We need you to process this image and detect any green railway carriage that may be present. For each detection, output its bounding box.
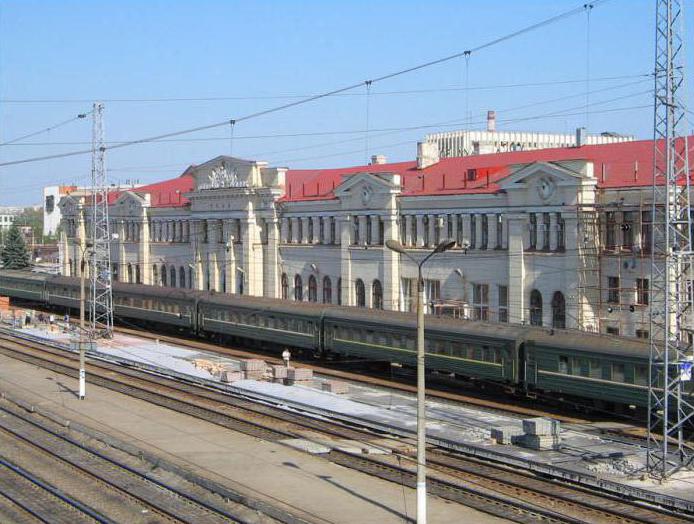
[524,330,651,407]
[323,308,521,383]
[198,293,322,351]
[0,270,47,302]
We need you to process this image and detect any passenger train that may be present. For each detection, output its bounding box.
[0,269,673,413]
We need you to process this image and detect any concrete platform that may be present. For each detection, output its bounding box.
[0,352,506,524]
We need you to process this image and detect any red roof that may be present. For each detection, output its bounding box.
[104,173,195,208]
[282,138,678,202]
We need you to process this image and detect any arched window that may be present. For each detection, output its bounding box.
[372,279,383,309]
[153,265,159,285]
[161,265,167,287]
[337,278,342,305]
[294,274,303,301]
[135,264,141,284]
[170,266,176,288]
[179,266,186,289]
[308,275,317,302]
[552,291,566,329]
[322,276,332,304]
[530,290,543,326]
[281,273,288,299]
[355,279,366,307]
[127,263,133,283]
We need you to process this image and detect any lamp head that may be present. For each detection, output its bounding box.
[433,240,456,254]
[385,239,407,254]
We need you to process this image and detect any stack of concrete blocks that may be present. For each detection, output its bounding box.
[321,380,349,394]
[221,370,244,383]
[287,367,313,386]
[490,426,525,445]
[240,359,267,380]
[520,417,561,450]
[270,365,288,384]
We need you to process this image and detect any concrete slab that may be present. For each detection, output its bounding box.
[0,352,506,524]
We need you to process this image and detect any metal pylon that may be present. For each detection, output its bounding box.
[647,0,694,479]
[89,102,113,338]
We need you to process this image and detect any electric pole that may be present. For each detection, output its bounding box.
[647,0,694,479]
[89,102,114,338]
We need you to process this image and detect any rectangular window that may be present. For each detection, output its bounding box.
[641,210,652,253]
[422,216,430,246]
[622,211,634,250]
[319,218,325,242]
[287,219,293,243]
[470,215,477,249]
[636,278,649,305]
[607,276,620,304]
[434,216,441,245]
[529,213,537,249]
[634,365,648,386]
[366,216,372,245]
[480,215,488,250]
[472,283,489,321]
[448,214,454,240]
[558,356,569,374]
[542,212,551,250]
[308,219,314,243]
[636,328,649,340]
[400,217,407,245]
[298,219,304,243]
[425,279,441,314]
[203,220,209,243]
[411,216,418,246]
[378,217,384,245]
[353,216,359,245]
[498,285,509,323]
[606,326,620,336]
[467,168,477,181]
[556,213,565,250]
[330,218,336,244]
[589,359,601,379]
[605,211,616,250]
[496,214,503,249]
[611,363,625,382]
[401,278,415,313]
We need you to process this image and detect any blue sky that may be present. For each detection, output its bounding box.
[0,0,669,205]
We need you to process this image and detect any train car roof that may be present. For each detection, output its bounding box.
[527,328,649,358]
[0,269,51,282]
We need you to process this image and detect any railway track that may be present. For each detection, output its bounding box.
[0,398,281,524]
[0,330,691,524]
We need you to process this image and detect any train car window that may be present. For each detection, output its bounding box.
[405,336,415,350]
[611,363,626,382]
[473,346,483,361]
[578,358,589,377]
[589,359,601,379]
[558,356,569,374]
[634,365,648,386]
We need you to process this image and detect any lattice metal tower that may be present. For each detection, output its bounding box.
[89,102,114,338]
[647,0,694,479]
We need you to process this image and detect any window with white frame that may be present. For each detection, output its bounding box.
[473,283,489,321]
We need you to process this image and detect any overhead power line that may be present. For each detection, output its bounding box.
[0,111,91,146]
[0,0,610,169]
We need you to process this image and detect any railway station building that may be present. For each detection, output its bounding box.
[58,136,663,338]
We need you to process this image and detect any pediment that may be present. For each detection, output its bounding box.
[112,191,148,216]
[191,156,264,191]
[334,172,401,210]
[498,161,595,205]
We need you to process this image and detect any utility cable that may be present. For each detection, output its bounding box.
[0,112,90,146]
[0,0,611,168]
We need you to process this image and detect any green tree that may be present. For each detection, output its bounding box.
[1,224,30,269]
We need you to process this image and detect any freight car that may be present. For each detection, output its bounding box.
[0,269,668,410]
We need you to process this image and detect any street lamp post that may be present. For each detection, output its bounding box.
[78,242,93,400]
[385,239,455,524]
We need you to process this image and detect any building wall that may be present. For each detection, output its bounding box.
[57,154,655,339]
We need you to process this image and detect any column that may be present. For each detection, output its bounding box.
[291,217,299,243]
[383,214,400,311]
[488,214,497,251]
[507,214,526,324]
[312,216,321,244]
[415,216,425,247]
[340,215,353,305]
[549,213,558,251]
[404,215,413,246]
[264,216,279,298]
[370,215,380,245]
[428,214,436,247]
[243,202,263,296]
[139,210,151,284]
[358,215,367,246]
[462,214,471,248]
